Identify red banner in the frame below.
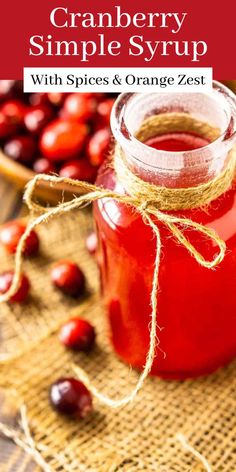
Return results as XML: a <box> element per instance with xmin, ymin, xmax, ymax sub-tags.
<box><xmin>0</xmin><ymin>0</ymin><xmax>234</xmax><ymax>79</ymax></box>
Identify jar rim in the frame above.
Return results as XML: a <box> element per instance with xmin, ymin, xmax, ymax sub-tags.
<box><xmin>110</xmin><ymin>81</ymin><xmax>236</xmax><ymax>171</ymax></box>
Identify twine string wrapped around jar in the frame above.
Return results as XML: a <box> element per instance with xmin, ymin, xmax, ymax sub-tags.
<box><xmin>0</xmin><ymin>116</ymin><xmax>235</xmax><ymax>409</ymax></box>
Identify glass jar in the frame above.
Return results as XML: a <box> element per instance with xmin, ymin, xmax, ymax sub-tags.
<box><xmin>94</xmin><ymin>81</ymin><xmax>236</xmax><ymax>379</ymax></box>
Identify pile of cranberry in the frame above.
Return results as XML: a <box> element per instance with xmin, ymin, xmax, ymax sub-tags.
<box><xmin>0</xmin><ymin>219</ymin><xmax>98</xmax><ymax>419</ymax></box>
<box><xmin>0</xmin><ymin>80</ymin><xmax>114</xmax><ymax>182</ymax></box>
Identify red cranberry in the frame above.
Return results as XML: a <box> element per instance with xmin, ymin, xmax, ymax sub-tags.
<box><xmin>40</xmin><ymin>119</ymin><xmax>88</xmax><ymax>161</ymax></box>
<box><xmin>63</xmin><ymin>93</ymin><xmax>97</xmax><ymax>122</ymax></box>
<box><xmin>47</xmin><ymin>92</ymin><xmax>67</xmax><ymax>107</ymax></box>
<box><xmin>51</xmin><ymin>260</ymin><xmax>85</xmax><ymax>297</ymax></box>
<box><xmin>0</xmin><ymin>221</ymin><xmax>39</xmax><ymax>256</ymax></box>
<box><xmin>0</xmin><ymin>80</ymin><xmax>17</xmax><ymax>101</ymax></box>
<box><xmin>59</xmin><ymin>159</ymin><xmax>97</xmax><ymax>183</ymax></box>
<box><xmin>1</xmin><ymin>100</ymin><xmax>26</xmax><ymax>127</ymax></box>
<box><xmin>0</xmin><ymin>111</ymin><xmax>17</xmax><ymax>139</ymax></box>
<box><xmin>59</xmin><ymin>318</ymin><xmax>96</xmax><ymax>351</ymax></box>
<box><xmin>29</xmin><ymin>93</ymin><xmax>49</xmax><ymax>106</ymax></box>
<box><xmin>97</xmin><ymin>98</ymin><xmax>115</xmax><ymax>126</ymax></box>
<box><xmin>24</xmin><ymin>105</ymin><xmax>53</xmax><ymax>134</ymax></box>
<box><xmin>49</xmin><ymin>378</ymin><xmax>92</xmax><ymax>418</ymax></box>
<box><xmin>87</xmin><ymin>128</ymin><xmax>111</xmax><ymax>167</ymax></box>
<box><xmin>82</xmin><ymin>92</ymin><xmax>102</xmax><ymax>99</ymax></box>
<box><xmin>4</xmin><ymin>135</ymin><xmax>37</xmax><ymax>165</ymax></box>
<box><xmin>0</xmin><ymin>271</ymin><xmax>30</xmax><ymax>303</ymax></box>
<box><xmin>33</xmin><ymin>157</ymin><xmax>56</xmax><ymax>174</ymax></box>
<box><xmin>86</xmin><ymin>232</ymin><xmax>97</xmax><ymax>255</ymax></box>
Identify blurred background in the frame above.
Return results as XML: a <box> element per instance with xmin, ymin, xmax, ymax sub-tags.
<box><xmin>0</xmin><ymin>80</ymin><xmax>117</xmax><ymax>219</ymax></box>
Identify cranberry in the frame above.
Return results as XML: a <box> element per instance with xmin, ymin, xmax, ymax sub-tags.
<box><xmin>0</xmin><ymin>111</ymin><xmax>17</xmax><ymax>139</ymax></box>
<box><xmin>0</xmin><ymin>221</ymin><xmax>39</xmax><ymax>256</ymax></box>
<box><xmin>0</xmin><ymin>80</ymin><xmax>17</xmax><ymax>101</ymax></box>
<box><xmin>49</xmin><ymin>378</ymin><xmax>92</xmax><ymax>418</ymax></box>
<box><xmin>59</xmin><ymin>318</ymin><xmax>96</xmax><ymax>351</ymax></box>
<box><xmin>4</xmin><ymin>135</ymin><xmax>37</xmax><ymax>165</ymax></box>
<box><xmin>86</xmin><ymin>232</ymin><xmax>97</xmax><ymax>255</ymax></box>
<box><xmin>0</xmin><ymin>271</ymin><xmax>30</xmax><ymax>303</ymax></box>
<box><xmin>33</xmin><ymin>157</ymin><xmax>56</xmax><ymax>174</ymax></box>
<box><xmin>51</xmin><ymin>260</ymin><xmax>85</xmax><ymax>297</ymax></box>
<box><xmin>83</xmin><ymin>92</ymin><xmax>102</xmax><ymax>99</ymax></box>
<box><xmin>40</xmin><ymin>119</ymin><xmax>88</xmax><ymax>161</ymax></box>
<box><xmin>59</xmin><ymin>159</ymin><xmax>97</xmax><ymax>183</ymax></box>
<box><xmin>87</xmin><ymin>128</ymin><xmax>111</xmax><ymax>166</ymax></box>
<box><xmin>1</xmin><ymin>100</ymin><xmax>26</xmax><ymax>127</ymax></box>
<box><xmin>63</xmin><ymin>93</ymin><xmax>97</xmax><ymax>122</ymax></box>
<box><xmin>24</xmin><ymin>105</ymin><xmax>53</xmax><ymax>134</ymax></box>
<box><xmin>47</xmin><ymin>92</ymin><xmax>67</xmax><ymax>107</ymax></box>
<box><xmin>29</xmin><ymin>93</ymin><xmax>49</xmax><ymax>106</ymax></box>
<box><xmin>97</xmin><ymin>98</ymin><xmax>115</xmax><ymax>126</ymax></box>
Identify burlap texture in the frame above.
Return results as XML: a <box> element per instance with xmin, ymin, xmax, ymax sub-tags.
<box><xmin>0</xmin><ymin>211</ymin><xmax>235</xmax><ymax>471</ymax></box>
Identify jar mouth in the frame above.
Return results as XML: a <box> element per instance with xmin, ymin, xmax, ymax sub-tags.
<box><xmin>110</xmin><ymin>81</ymin><xmax>236</xmax><ymax>171</ymax></box>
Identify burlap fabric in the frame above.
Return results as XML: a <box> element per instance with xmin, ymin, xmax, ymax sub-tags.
<box><xmin>0</xmin><ymin>211</ymin><xmax>235</xmax><ymax>472</ymax></box>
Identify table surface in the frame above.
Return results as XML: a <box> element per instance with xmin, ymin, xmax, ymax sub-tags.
<box><xmin>0</xmin><ymin>176</ymin><xmax>39</xmax><ymax>471</ymax></box>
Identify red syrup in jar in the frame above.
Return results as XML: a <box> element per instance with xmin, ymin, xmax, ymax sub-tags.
<box><xmin>145</xmin><ymin>132</ymin><xmax>209</xmax><ymax>152</ymax></box>
<box><xmin>94</xmin><ymin>128</ymin><xmax>236</xmax><ymax>380</ymax></box>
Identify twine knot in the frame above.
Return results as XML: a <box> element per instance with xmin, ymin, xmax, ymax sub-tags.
<box><xmin>138</xmin><ymin>201</ymin><xmax>151</xmax><ymax>211</ymax></box>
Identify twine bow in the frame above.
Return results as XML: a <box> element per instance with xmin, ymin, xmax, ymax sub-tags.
<box><xmin>0</xmin><ymin>136</ymin><xmax>234</xmax><ymax>408</ymax></box>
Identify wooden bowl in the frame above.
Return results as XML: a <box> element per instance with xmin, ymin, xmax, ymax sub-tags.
<box><xmin>0</xmin><ymin>150</ymin><xmax>89</xmax><ymax>204</ymax></box>
<box><xmin>221</xmin><ymin>81</ymin><xmax>236</xmax><ymax>94</ymax></box>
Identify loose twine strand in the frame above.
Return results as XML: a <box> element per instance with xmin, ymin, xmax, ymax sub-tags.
<box><xmin>0</xmin><ymin>408</ymin><xmax>211</xmax><ymax>472</ymax></box>
<box><xmin>176</xmin><ymin>433</ymin><xmax>212</xmax><ymax>472</ymax></box>
<box><xmin>0</xmin><ymin>395</ymin><xmax>211</xmax><ymax>472</ymax></box>
<box><xmin>72</xmin><ymin>211</ymin><xmax>163</xmax><ymax>408</ymax></box>
<box><xmin>0</xmin><ymin>114</ymin><xmax>235</xmax><ymax>409</ymax></box>
<box><xmin>0</xmin><ymin>405</ymin><xmax>52</xmax><ymax>472</ymax></box>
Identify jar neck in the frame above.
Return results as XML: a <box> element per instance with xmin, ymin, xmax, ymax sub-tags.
<box><xmin>111</xmin><ymin>82</ymin><xmax>236</xmax><ymax>189</ymax></box>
